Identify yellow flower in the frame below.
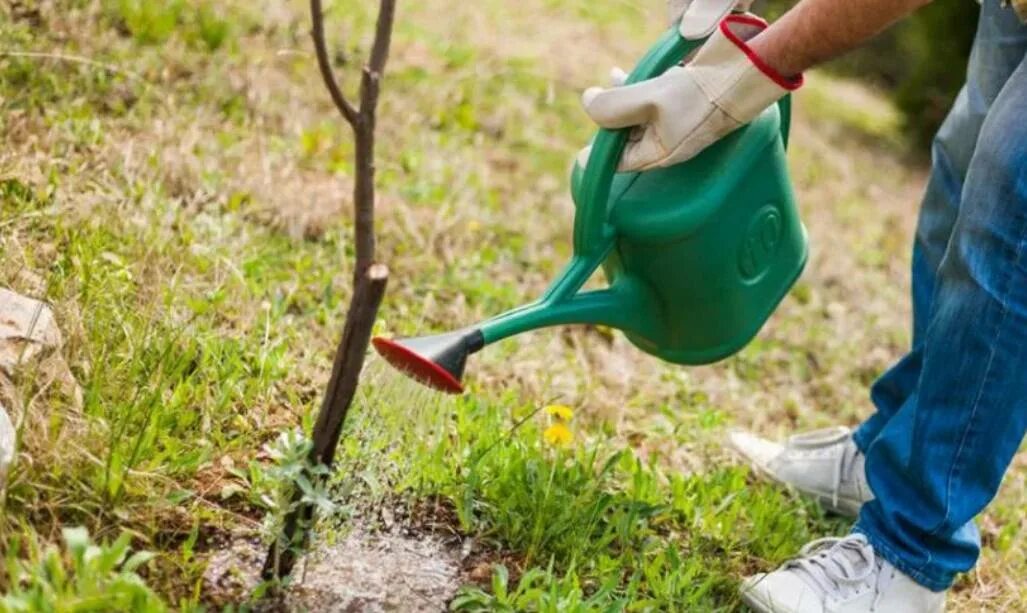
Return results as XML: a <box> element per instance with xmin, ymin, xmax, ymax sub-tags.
<box><xmin>543</xmin><ymin>422</ymin><xmax>573</xmax><ymax>447</ymax></box>
<box><xmin>544</xmin><ymin>404</ymin><xmax>574</xmax><ymax>421</ymax></box>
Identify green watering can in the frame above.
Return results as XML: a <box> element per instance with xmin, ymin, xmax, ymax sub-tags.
<box><xmin>373</xmin><ymin>25</ymin><xmax>807</xmax><ymax>393</ymax></box>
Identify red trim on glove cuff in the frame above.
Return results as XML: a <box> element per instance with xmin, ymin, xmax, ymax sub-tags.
<box><xmin>720</xmin><ymin>15</ymin><xmax>803</xmax><ymax>91</ymax></box>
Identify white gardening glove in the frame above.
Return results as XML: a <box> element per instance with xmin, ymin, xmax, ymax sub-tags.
<box><xmin>581</xmin><ymin>14</ymin><xmax>801</xmax><ymax>172</ymax></box>
<box><xmin>608</xmin><ymin>66</ymin><xmax>629</xmax><ymax>87</ymax></box>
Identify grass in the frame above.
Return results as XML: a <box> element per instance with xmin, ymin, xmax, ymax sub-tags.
<box><xmin>1</xmin><ymin>0</ymin><xmax>1024</xmax><ymax>610</ymax></box>
<box><xmin>332</xmin><ymin>379</ymin><xmax>848</xmax><ymax>610</ymax></box>
<box><xmin>2</xmin><ymin>527</ymin><xmax>165</xmax><ymax>611</ymax></box>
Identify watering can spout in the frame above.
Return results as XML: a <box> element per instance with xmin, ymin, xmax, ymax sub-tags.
<box><xmin>372</xmin><ymin>328</ymin><xmax>484</xmax><ymax>394</ymax></box>
<box><xmin>373</xmin><ymin>276</ymin><xmax>659</xmax><ymax>393</ymax></box>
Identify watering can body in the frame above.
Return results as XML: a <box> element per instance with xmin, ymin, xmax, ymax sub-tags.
<box><xmin>567</xmin><ymin>102</ymin><xmax>806</xmax><ymax>364</ymax></box>
<box><xmin>373</xmin><ymin>26</ymin><xmax>808</xmax><ymax>392</ymax></box>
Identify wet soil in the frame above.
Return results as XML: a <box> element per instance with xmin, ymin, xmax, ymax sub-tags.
<box><xmin>203</xmin><ymin>519</ymin><xmax>472</xmax><ymax>612</ymax></box>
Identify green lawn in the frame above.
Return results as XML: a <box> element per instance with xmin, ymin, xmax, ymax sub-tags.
<box><xmin>1</xmin><ymin>1</ymin><xmax>1024</xmax><ymax>610</ymax></box>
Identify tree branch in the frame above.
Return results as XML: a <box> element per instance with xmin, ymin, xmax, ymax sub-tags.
<box><xmin>367</xmin><ymin>0</ymin><xmax>396</xmax><ymax>78</ymax></box>
<box><xmin>351</xmin><ymin>125</ymin><xmax>376</xmax><ymax>280</ymax></box>
<box><xmin>350</xmin><ymin>0</ymin><xmax>396</xmax><ymax>278</ymax></box>
<box><xmin>310</xmin><ymin>0</ymin><xmax>358</xmax><ymax>126</ymax></box>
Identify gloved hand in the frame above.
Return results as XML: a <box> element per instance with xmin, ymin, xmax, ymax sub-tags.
<box><xmin>580</xmin><ymin>14</ymin><xmax>801</xmax><ymax>172</ymax></box>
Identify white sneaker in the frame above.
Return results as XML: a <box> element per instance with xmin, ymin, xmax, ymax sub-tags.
<box><xmin>741</xmin><ymin>534</ymin><xmax>945</xmax><ymax>613</ymax></box>
<box><xmin>728</xmin><ymin>426</ymin><xmax>872</xmax><ymax>517</ymax></box>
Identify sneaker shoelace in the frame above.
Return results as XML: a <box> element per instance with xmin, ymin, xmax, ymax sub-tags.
<box><xmin>786</xmin><ymin>427</ymin><xmax>862</xmax><ymax>509</ymax></box>
<box><xmin>784</xmin><ymin>534</ymin><xmax>893</xmax><ymax>605</ymax></box>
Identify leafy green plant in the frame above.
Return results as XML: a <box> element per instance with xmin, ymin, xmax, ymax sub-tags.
<box><xmin>1</xmin><ymin>527</ymin><xmax>164</xmax><ymax>612</ymax></box>
<box><xmin>232</xmin><ymin>429</ymin><xmax>336</xmax><ymax>527</ymax></box>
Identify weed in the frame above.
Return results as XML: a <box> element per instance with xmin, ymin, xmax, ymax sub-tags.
<box><xmin>1</xmin><ymin>527</ymin><xmax>164</xmax><ymax>612</ymax></box>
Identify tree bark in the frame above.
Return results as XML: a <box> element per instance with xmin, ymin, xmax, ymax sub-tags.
<box><xmin>311</xmin><ymin>263</ymin><xmax>388</xmax><ymax>466</ymax></box>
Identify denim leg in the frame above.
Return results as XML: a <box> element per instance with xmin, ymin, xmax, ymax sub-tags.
<box><xmin>854</xmin><ymin>0</ymin><xmax>1027</xmax><ymax>451</ymax></box>
<box><xmin>855</xmin><ymin>44</ymin><xmax>1027</xmax><ymax>591</ymax></box>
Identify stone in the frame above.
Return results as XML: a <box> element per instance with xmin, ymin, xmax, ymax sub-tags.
<box><xmin>0</xmin><ymin>287</ymin><xmax>80</xmax><ymax>409</ymax></box>
<box><xmin>0</xmin><ymin>287</ymin><xmax>63</xmax><ymax>375</ymax></box>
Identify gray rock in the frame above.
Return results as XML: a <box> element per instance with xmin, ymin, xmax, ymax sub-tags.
<box><xmin>0</xmin><ymin>287</ymin><xmax>80</xmax><ymax>410</ymax></box>
<box><xmin>0</xmin><ymin>287</ymin><xmax>63</xmax><ymax>376</ymax></box>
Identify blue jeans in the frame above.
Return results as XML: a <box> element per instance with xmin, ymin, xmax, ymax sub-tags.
<box><xmin>851</xmin><ymin>0</ymin><xmax>1027</xmax><ymax>592</ymax></box>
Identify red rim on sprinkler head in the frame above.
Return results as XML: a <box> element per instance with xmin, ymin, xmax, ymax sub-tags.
<box><xmin>371</xmin><ymin>329</ymin><xmax>484</xmax><ymax>394</ymax></box>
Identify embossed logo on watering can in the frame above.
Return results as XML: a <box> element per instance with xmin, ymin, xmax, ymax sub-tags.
<box><xmin>739</xmin><ymin>203</ymin><xmax>784</xmax><ymax>282</ymax></box>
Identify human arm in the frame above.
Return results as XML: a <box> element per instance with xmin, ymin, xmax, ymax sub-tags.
<box><xmin>749</xmin><ymin>0</ymin><xmax>932</xmax><ymax>78</ymax></box>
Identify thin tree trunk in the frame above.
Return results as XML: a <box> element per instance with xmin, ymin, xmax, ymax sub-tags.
<box><xmin>262</xmin><ymin>264</ymin><xmax>388</xmax><ymax>581</ymax></box>
<box><xmin>351</xmin><ymin>126</ymin><xmax>376</xmax><ymax>281</ymax></box>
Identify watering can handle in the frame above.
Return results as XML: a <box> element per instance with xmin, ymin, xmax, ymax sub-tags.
<box><xmin>575</xmin><ymin>27</ymin><xmax>793</xmax><ymax>257</ymax></box>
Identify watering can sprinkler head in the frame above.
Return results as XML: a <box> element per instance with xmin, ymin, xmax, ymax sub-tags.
<box><xmin>372</xmin><ymin>329</ymin><xmax>484</xmax><ymax>394</ymax></box>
